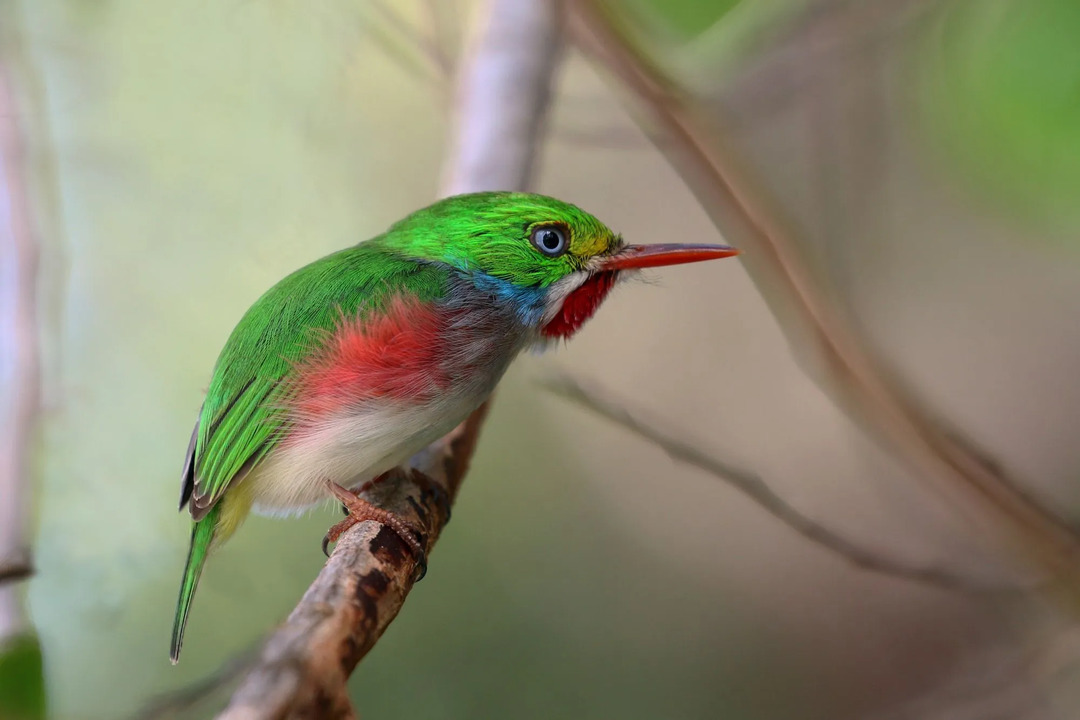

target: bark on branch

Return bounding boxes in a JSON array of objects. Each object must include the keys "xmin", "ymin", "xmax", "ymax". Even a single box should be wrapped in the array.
[
  {"xmin": 217, "ymin": 1, "xmax": 564, "ymax": 716},
  {"xmin": 216, "ymin": 407, "xmax": 487, "ymax": 720}
]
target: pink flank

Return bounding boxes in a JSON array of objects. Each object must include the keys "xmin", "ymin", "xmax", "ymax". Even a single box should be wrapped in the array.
[
  {"xmin": 542, "ymin": 271, "xmax": 617, "ymax": 339},
  {"xmin": 288, "ymin": 297, "xmax": 452, "ymax": 417}
]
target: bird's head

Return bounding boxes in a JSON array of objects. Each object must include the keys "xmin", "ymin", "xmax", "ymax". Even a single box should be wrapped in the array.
[{"xmin": 379, "ymin": 192, "xmax": 739, "ymax": 339}]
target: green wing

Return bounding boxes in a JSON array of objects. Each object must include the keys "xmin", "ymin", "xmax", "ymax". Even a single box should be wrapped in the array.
[{"xmin": 179, "ymin": 243, "xmax": 448, "ymax": 520}]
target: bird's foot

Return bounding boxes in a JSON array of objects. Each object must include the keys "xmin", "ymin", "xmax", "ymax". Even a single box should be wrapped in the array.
[
  {"xmin": 338, "ymin": 471, "xmax": 393, "ymax": 516},
  {"xmin": 322, "ymin": 479, "xmax": 428, "ymax": 581}
]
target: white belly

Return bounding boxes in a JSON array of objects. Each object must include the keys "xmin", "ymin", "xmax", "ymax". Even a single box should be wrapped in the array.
[{"xmin": 245, "ymin": 390, "xmax": 484, "ymax": 516}]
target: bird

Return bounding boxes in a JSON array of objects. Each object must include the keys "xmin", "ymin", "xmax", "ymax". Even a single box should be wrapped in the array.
[{"xmin": 170, "ymin": 191, "xmax": 738, "ymax": 662}]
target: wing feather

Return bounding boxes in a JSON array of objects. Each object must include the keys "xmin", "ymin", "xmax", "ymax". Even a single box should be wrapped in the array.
[{"xmin": 180, "ymin": 244, "xmax": 449, "ymax": 518}]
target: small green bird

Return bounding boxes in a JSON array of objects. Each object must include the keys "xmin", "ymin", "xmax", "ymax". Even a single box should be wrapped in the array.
[{"xmin": 171, "ymin": 192, "xmax": 737, "ymax": 662}]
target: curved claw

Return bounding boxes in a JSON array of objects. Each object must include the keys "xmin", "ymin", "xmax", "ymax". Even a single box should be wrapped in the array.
[{"xmin": 322, "ymin": 480, "xmax": 429, "ymax": 584}]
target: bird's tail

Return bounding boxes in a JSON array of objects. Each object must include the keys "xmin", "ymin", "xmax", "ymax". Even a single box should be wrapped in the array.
[{"xmin": 170, "ymin": 503, "xmax": 219, "ymax": 664}]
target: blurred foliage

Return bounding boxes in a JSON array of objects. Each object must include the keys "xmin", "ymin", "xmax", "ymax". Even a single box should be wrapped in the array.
[
  {"xmin": 627, "ymin": 0, "xmax": 742, "ymax": 40},
  {"xmin": 917, "ymin": 0, "xmax": 1080, "ymax": 232},
  {"xmin": 0, "ymin": 634, "xmax": 47, "ymax": 720}
]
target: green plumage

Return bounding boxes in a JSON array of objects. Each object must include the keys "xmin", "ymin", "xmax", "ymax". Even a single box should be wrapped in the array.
[
  {"xmin": 171, "ymin": 192, "xmax": 642, "ymax": 664},
  {"xmin": 170, "ymin": 503, "xmax": 218, "ymax": 665},
  {"xmin": 382, "ymin": 193, "xmax": 617, "ymax": 286},
  {"xmin": 171, "ymin": 244, "xmax": 448, "ymax": 662},
  {"xmin": 187, "ymin": 245, "xmax": 448, "ymax": 517}
]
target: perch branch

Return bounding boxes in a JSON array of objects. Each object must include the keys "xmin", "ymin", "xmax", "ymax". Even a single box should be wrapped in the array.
[
  {"xmin": 545, "ymin": 375, "xmax": 1034, "ymax": 595},
  {"xmin": 567, "ymin": 2, "xmax": 1080, "ymax": 601},
  {"xmin": 216, "ymin": 406, "xmax": 487, "ymax": 720},
  {"xmin": 218, "ymin": 0, "xmax": 564, "ymax": 716}
]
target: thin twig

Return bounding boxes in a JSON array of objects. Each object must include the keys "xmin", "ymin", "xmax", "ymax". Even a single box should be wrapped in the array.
[
  {"xmin": 362, "ymin": 16, "xmax": 442, "ymax": 88},
  {"xmin": 544, "ymin": 374, "xmax": 1035, "ymax": 595},
  {"xmin": 418, "ymin": 0, "xmax": 456, "ymax": 79},
  {"xmin": 567, "ymin": 1, "xmax": 1080, "ymax": 602},
  {"xmin": 368, "ymin": 0, "xmax": 452, "ymax": 81},
  {"xmin": 551, "ymin": 124, "xmax": 650, "ymax": 150},
  {"xmin": 0, "ymin": 557, "xmax": 33, "ymax": 586}
]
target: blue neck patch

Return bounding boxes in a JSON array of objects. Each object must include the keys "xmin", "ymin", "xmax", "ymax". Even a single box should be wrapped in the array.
[{"xmin": 465, "ymin": 271, "xmax": 548, "ymax": 327}]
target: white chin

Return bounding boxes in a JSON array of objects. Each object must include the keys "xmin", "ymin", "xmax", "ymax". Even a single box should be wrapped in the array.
[{"xmin": 539, "ymin": 271, "xmax": 590, "ymax": 327}]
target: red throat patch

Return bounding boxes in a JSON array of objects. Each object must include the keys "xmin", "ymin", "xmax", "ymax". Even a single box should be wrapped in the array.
[{"xmin": 542, "ymin": 272, "xmax": 617, "ymax": 339}]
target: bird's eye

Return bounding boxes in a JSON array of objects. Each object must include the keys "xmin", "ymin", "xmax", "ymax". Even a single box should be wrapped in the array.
[{"xmin": 530, "ymin": 225, "xmax": 568, "ymax": 257}]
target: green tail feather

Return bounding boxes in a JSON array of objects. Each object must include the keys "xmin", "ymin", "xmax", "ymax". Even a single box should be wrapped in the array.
[{"xmin": 170, "ymin": 504, "xmax": 219, "ymax": 664}]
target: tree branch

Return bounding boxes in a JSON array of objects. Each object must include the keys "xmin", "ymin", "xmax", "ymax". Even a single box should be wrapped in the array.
[
  {"xmin": 567, "ymin": 2, "xmax": 1080, "ymax": 603},
  {"xmin": 217, "ymin": 0, "xmax": 564, "ymax": 716},
  {"xmin": 216, "ymin": 406, "xmax": 487, "ymax": 720},
  {"xmin": 0, "ymin": 54, "xmax": 41, "ymax": 644},
  {"xmin": 0, "ymin": 556, "xmax": 33, "ymax": 587},
  {"xmin": 366, "ymin": 0, "xmax": 453, "ymax": 87},
  {"xmin": 440, "ymin": 0, "xmax": 564, "ymax": 195},
  {"xmin": 544, "ymin": 375, "xmax": 1034, "ymax": 595}
]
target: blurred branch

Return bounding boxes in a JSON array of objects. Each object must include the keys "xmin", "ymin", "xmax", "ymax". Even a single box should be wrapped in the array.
[
  {"xmin": 131, "ymin": 642, "xmax": 262, "ymax": 720},
  {"xmin": 420, "ymin": 0, "xmax": 458, "ymax": 77},
  {"xmin": 218, "ymin": 1, "xmax": 564, "ymax": 716},
  {"xmin": 0, "ymin": 557, "xmax": 33, "ymax": 586},
  {"xmin": 567, "ymin": 1, "xmax": 1080, "ymax": 603},
  {"xmin": 720, "ymin": 0, "xmax": 937, "ymax": 128},
  {"xmin": 0, "ymin": 57, "xmax": 41, "ymax": 643},
  {"xmin": 441, "ymin": 0, "xmax": 563, "ymax": 194},
  {"xmin": 545, "ymin": 375, "xmax": 1033, "ymax": 595},
  {"xmin": 362, "ymin": 18, "xmax": 441, "ymax": 88},
  {"xmin": 551, "ymin": 124, "xmax": 649, "ymax": 150},
  {"xmin": 367, "ymin": 0, "xmax": 453, "ymax": 84}
]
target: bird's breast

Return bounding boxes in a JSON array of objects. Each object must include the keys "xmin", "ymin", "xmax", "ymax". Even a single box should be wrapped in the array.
[
  {"xmin": 245, "ymin": 295, "xmax": 524, "ymax": 515},
  {"xmin": 283, "ymin": 295, "xmax": 520, "ymax": 419}
]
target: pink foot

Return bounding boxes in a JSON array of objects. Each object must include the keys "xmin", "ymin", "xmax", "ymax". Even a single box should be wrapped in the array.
[{"xmin": 321, "ymin": 480, "xmax": 427, "ymax": 579}]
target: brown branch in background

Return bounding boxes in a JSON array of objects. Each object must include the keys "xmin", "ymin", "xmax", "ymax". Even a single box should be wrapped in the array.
[
  {"xmin": 551, "ymin": 124, "xmax": 649, "ymax": 150},
  {"xmin": 545, "ymin": 375, "xmax": 1034, "ymax": 595},
  {"xmin": 367, "ymin": 0, "xmax": 453, "ymax": 84},
  {"xmin": 567, "ymin": 1, "xmax": 1080, "ymax": 603},
  {"xmin": 217, "ymin": 1, "xmax": 565, "ymax": 716},
  {"xmin": 361, "ymin": 14, "xmax": 441, "ymax": 89},
  {"xmin": 0, "ymin": 57, "xmax": 41, "ymax": 644},
  {"xmin": 417, "ymin": 0, "xmax": 456, "ymax": 79},
  {"xmin": 0, "ymin": 559, "xmax": 33, "ymax": 586}
]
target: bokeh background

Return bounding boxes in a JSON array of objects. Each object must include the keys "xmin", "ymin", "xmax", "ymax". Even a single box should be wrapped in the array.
[{"xmin": 2, "ymin": 0, "xmax": 1080, "ymax": 718}]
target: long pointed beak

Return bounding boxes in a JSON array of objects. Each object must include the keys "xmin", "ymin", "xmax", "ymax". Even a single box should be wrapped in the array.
[{"xmin": 597, "ymin": 243, "xmax": 740, "ymax": 271}]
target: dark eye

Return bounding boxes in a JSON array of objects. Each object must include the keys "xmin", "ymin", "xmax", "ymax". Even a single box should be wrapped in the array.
[{"xmin": 530, "ymin": 225, "xmax": 568, "ymax": 257}]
